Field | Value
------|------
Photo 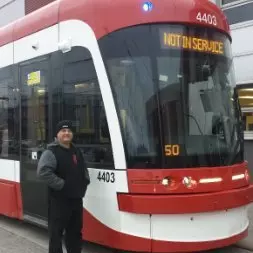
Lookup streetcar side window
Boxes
[51,47,114,168]
[0,65,19,159]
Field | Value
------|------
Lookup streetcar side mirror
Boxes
[212,115,223,136]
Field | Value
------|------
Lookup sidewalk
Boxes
[0,216,112,253]
[236,204,253,251]
[0,226,46,253]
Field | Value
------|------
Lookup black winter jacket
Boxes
[37,140,90,199]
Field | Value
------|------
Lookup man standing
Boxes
[37,120,90,253]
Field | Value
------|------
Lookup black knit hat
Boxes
[55,120,73,136]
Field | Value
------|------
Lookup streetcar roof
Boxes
[0,0,230,47]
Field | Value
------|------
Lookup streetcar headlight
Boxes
[182,176,197,189]
[142,1,153,12]
[162,178,169,186]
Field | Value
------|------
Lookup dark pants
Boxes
[48,195,83,253]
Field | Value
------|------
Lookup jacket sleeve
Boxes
[83,161,90,185]
[79,149,90,185]
[37,149,65,190]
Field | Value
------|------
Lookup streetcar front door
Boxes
[20,58,50,225]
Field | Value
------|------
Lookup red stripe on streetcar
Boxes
[117,184,253,214]
[0,179,22,219]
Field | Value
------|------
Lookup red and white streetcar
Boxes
[0,0,252,252]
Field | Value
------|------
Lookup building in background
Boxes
[216,1,253,131]
[219,0,253,87]
[0,0,24,27]
[0,0,55,27]
[24,0,55,14]
[215,0,253,173]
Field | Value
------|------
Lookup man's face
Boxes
[57,128,73,144]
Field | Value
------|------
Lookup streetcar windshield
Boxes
[99,24,243,168]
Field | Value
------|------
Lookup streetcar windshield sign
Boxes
[161,31,224,55]
[27,71,41,86]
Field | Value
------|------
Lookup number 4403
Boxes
[97,171,115,183]
[196,12,217,26]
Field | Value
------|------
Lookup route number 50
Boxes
[165,145,180,156]
[196,12,217,26]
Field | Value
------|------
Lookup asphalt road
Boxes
[0,216,252,253]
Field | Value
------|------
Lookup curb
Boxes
[235,203,253,251]
[235,238,253,252]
